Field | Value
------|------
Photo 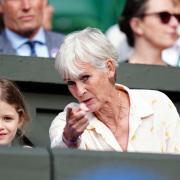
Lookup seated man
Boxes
[0,0,64,58]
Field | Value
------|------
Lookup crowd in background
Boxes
[106,0,180,66]
[0,0,180,66]
[0,0,179,66]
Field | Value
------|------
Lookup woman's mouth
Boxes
[83,98,94,107]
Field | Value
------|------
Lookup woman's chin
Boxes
[87,104,100,113]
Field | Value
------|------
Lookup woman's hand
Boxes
[63,103,89,147]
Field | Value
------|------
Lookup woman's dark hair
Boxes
[0,79,30,135]
[119,0,149,47]
[0,13,4,33]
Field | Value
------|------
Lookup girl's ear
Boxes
[106,59,116,80]
[17,119,24,130]
[17,110,24,129]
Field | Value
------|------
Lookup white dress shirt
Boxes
[5,27,49,58]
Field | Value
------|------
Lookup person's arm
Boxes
[49,103,89,148]
[49,111,67,148]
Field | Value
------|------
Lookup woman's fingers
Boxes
[68,116,89,136]
[66,107,73,121]
[64,106,89,141]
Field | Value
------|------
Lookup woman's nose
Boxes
[169,15,180,27]
[76,83,86,97]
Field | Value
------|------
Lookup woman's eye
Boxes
[81,75,90,82]
[67,81,75,86]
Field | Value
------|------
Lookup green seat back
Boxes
[0,147,50,180]
[52,149,180,180]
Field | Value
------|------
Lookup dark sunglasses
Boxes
[141,11,180,24]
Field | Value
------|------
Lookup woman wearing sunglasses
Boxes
[119,0,180,65]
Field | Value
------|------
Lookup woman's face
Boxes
[64,61,115,112]
[136,0,179,49]
[0,100,21,146]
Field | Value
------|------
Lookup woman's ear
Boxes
[129,17,144,35]
[106,59,116,80]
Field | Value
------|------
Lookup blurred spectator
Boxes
[106,26,180,66]
[0,0,64,58]
[118,0,179,65]
[119,0,179,65]
[106,24,180,65]
[106,24,133,62]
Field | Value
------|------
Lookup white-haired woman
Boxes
[49,27,180,154]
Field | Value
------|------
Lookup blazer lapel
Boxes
[45,30,64,58]
[0,31,16,55]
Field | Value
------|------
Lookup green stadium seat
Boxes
[0,148,50,180]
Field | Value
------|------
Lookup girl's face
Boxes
[0,100,22,146]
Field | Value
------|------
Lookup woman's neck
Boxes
[129,39,167,65]
[94,88,130,131]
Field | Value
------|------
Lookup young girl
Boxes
[0,78,31,147]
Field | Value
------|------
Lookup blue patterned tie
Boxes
[26,41,37,57]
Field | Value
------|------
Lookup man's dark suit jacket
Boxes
[0,29,65,58]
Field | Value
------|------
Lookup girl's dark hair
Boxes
[119,0,148,47]
[0,79,30,135]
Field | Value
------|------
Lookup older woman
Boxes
[49,27,180,153]
[119,0,180,65]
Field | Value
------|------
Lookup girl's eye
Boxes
[3,116,13,122]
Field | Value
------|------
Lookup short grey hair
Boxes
[55,27,119,79]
